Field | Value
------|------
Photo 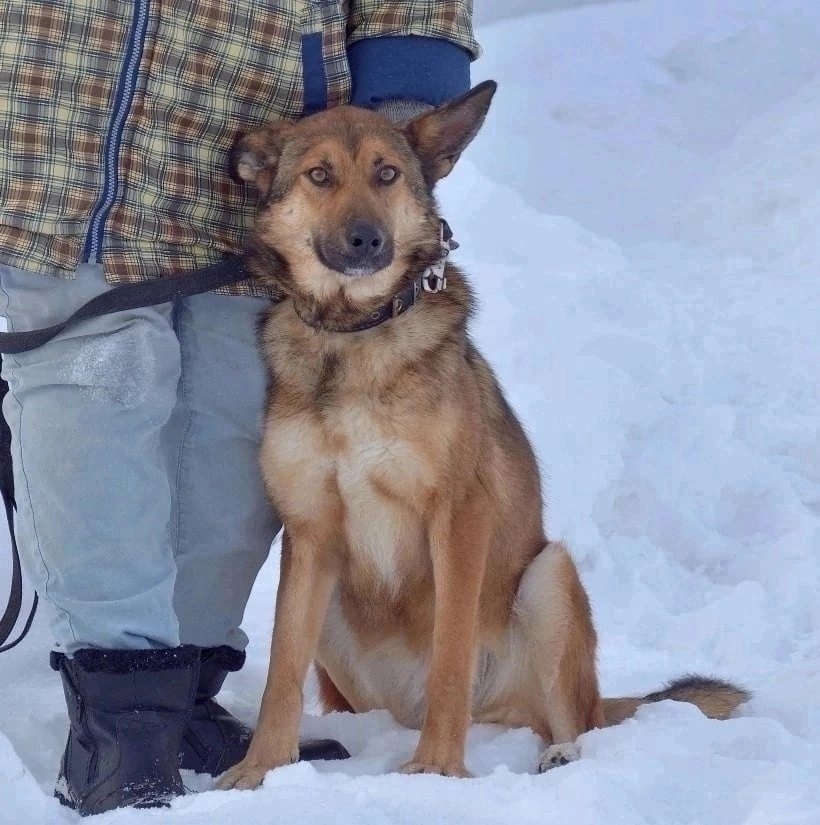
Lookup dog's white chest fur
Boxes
[265,401,431,588]
[333,404,429,588]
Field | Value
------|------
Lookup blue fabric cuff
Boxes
[348,35,471,108]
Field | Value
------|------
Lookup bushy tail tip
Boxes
[603,674,750,726]
[643,674,750,719]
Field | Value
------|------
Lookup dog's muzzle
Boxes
[318,219,394,276]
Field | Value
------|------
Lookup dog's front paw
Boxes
[216,761,270,791]
[537,742,581,773]
[216,748,298,791]
[399,759,473,778]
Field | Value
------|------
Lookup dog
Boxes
[217,81,748,790]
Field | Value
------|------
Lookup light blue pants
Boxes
[0,263,280,656]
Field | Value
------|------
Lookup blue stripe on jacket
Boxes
[301,33,329,115]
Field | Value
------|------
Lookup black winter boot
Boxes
[179,646,350,776]
[50,646,199,816]
[178,646,252,776]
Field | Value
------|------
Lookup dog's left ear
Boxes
[402,80,497,185]
[229,121,293,192]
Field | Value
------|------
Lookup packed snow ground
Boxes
[2,1,820,822]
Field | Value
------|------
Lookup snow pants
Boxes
[0,262,280,655]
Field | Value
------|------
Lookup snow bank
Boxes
[1,1,819,823]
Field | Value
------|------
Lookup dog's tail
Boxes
[602,675,750,727]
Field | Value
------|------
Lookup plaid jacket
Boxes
[0,1,478,296]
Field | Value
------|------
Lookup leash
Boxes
[0,403,35,653]
[0,255,252,651]
[0,256,252,355]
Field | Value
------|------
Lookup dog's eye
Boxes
[307,167,330,185]
[377,166,399,185]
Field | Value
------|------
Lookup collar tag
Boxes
[421,222,454,293]
[421,258,447,293]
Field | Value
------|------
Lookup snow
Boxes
[2,0,820,822]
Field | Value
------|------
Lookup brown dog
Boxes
[217,81,747,790]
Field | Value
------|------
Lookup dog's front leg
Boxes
[217,529,337,791]
[400,493,490,778]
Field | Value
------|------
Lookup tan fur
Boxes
[217,83,747,790]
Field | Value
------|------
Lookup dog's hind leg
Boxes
[315,663,355,714]
[513,541,604,772]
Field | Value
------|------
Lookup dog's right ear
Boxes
[229,121,292,191]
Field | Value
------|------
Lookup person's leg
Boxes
[168,290,280,651]
[0,262,199,814]
[0,263,183,653]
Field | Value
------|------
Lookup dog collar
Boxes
[294,219,458,334]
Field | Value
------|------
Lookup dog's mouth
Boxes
[339,265,381,278]
[316,247,389,278]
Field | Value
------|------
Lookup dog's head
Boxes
[230,81,496,305]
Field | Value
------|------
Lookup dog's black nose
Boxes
[319,219,393,275]
[346,220,385,256]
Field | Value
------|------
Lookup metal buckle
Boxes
[392,281,422,316]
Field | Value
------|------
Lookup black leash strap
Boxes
[0,255,252,355]
[0,255,252,650]
[0,403,35,653]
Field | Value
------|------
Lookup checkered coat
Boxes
[0,1,478,294]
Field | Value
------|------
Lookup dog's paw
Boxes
[399,759,473,778]
[537,742,581,773]
[216,750,295,791]
[216,761,270,791]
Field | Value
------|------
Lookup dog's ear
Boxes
[402,80,497,185]
[229,121,292,191]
